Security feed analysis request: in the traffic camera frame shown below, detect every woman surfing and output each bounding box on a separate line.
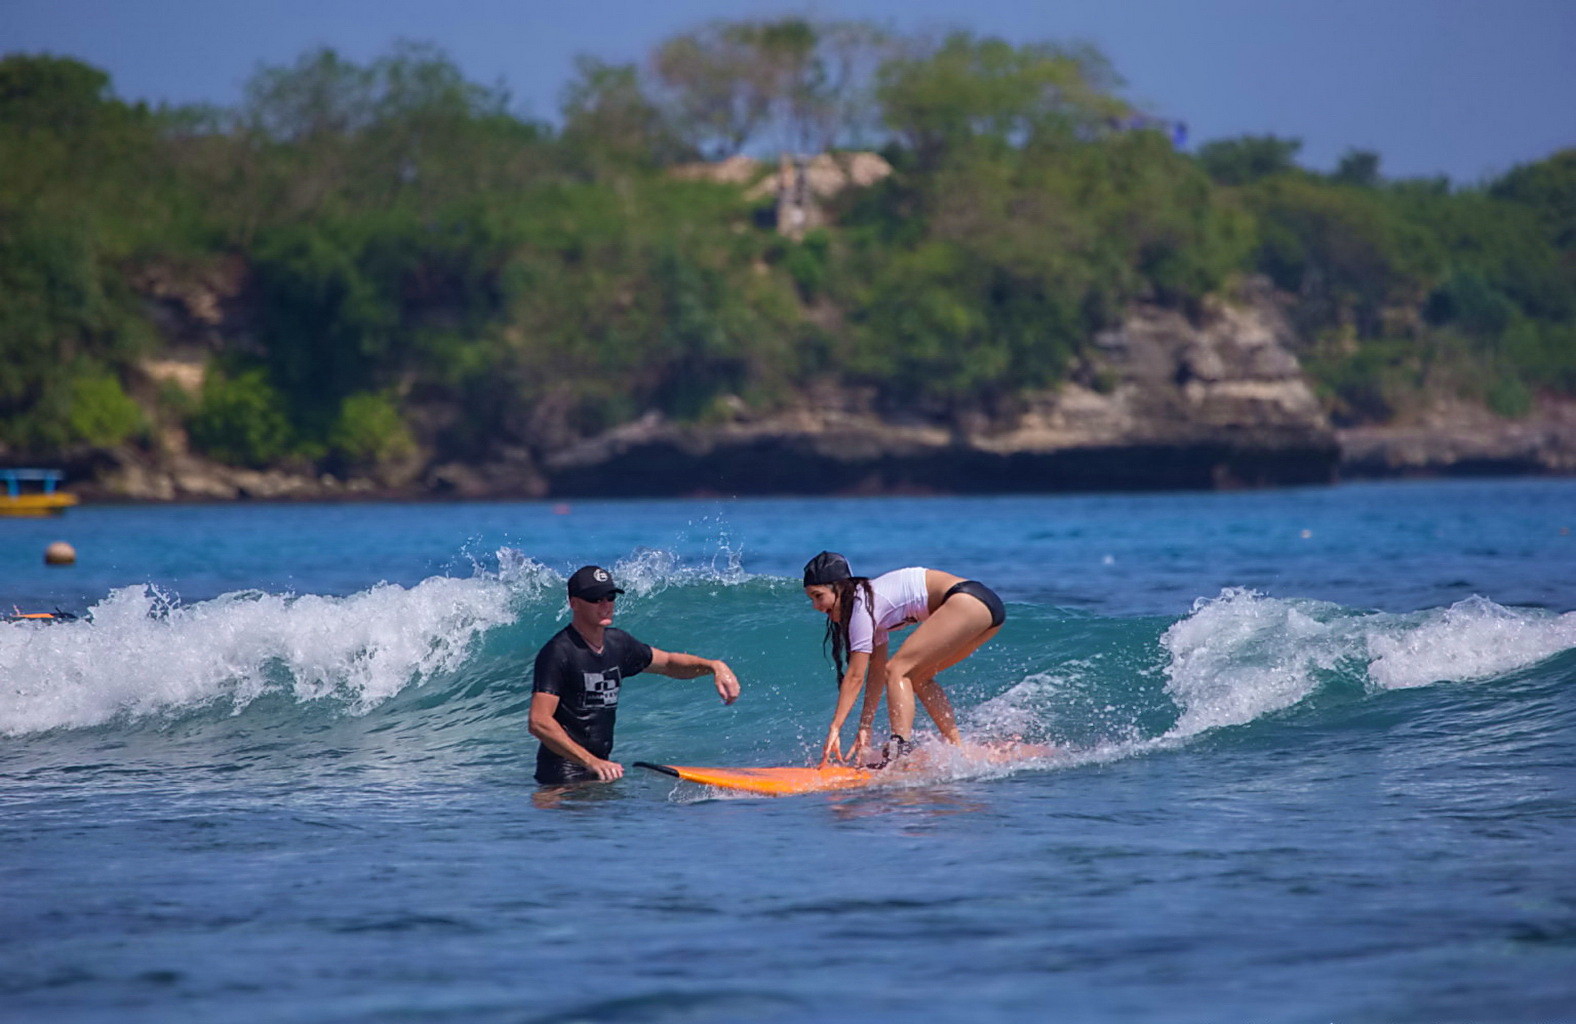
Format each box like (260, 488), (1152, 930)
(802, 551), (1006, 767)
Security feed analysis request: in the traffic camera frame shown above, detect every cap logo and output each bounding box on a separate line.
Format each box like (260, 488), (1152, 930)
(594, 570), (609, 582)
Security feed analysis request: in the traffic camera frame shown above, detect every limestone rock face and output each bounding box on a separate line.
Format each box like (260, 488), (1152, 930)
(1339, 397), (1576, 476)
(79, 450), (351, 502)
(745, 152), (894, 201)
(543, 281), (1340, 496)
(671, 151), (894, 239)
(994, 285), (1328, 456)
(668, 152), (894, 200)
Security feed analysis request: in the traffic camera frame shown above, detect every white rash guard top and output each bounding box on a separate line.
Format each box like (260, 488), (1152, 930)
(847, 567), (931, 654)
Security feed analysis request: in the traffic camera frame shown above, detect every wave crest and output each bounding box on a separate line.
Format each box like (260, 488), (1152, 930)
(0, 573), (518, 737)
(1160, 589), (1576, 740)
(0, 545), (773, 739)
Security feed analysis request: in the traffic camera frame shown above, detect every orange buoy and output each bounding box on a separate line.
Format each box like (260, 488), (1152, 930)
(44, 541), (76, 566)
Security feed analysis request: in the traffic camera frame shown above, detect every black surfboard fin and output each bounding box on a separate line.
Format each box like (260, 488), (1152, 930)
(633, 761), (679, 777)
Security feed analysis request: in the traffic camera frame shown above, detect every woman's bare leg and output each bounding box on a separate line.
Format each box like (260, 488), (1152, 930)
(910, 671), (959, 742)
(885, 595), (996, 740)
(909, 623), (1000, 742)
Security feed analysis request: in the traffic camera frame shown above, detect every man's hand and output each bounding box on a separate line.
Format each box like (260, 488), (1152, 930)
(587, 758), (624, 782)
(712, 661), (740, 704)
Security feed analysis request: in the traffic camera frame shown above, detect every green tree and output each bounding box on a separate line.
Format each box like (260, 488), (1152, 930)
(652, 25), (773, 159)
(1332, 149), (1381, 188)
(187, 366), (296, 467)
(876, 33), (1127, 169)
(328, 391), (417, 472)
(650, 17), (887, 159)
(0, 54), (117, 132)
(67, 371), (145, 445)
(560, 57), (692, 172)
(0, 213), (152, 449)
(1197, 134), (1303, 186)
(1491, 149), (1576, 249)
(1245, 175), (1432, 337)
(233, 43), (547, 223)
(242, 48), (378, 144)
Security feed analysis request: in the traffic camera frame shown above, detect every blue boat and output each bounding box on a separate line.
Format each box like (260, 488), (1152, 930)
(0, 468), (80, 516)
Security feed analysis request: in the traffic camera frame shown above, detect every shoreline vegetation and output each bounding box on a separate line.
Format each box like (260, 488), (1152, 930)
(2, 20), (1573, 501)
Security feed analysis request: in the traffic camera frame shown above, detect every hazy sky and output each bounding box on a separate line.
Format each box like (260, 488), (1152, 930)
(6, 0), (1573, 183)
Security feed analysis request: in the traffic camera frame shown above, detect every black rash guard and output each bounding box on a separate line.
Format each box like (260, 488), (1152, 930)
(532, 625), (653, 784)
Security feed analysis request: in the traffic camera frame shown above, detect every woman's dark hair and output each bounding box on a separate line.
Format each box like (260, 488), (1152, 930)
(821, 576), (875, 684)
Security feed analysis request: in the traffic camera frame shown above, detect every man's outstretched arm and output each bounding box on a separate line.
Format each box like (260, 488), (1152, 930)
(647, 648), (740, 704)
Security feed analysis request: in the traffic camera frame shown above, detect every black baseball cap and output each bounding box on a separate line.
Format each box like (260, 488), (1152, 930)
(802, 551), (852, 586)
(567, 565), (624, 601)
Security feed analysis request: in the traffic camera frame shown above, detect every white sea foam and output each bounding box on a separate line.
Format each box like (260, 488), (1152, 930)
(1160, 588), (1351, 738)
(1158, 589), (1576, 740)
(1365, 595), (1576, 691)
(0, 546), (770, 738)
(0, 566), (525, 737)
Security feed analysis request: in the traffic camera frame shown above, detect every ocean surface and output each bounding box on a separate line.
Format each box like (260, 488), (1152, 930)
(3, 479), (1574, 1023)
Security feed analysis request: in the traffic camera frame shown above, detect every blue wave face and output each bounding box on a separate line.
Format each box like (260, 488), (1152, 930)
(5, 551), (1574, 787)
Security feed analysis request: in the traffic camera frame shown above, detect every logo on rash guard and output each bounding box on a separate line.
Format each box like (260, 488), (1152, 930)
(582, 670), (620, 707)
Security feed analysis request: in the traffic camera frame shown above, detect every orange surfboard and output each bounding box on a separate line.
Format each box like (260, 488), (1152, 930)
(634, 762), (881, 795)
(635, 743), (1054, 796)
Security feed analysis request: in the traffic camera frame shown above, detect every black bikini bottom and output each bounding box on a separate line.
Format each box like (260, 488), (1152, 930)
(943, 580), (1006, 628)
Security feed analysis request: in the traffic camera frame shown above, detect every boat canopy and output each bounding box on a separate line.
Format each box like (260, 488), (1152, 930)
(2, 468), (66, 497)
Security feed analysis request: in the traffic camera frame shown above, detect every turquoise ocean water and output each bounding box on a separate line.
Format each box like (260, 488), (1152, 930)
(3, 479), (1574, 1022)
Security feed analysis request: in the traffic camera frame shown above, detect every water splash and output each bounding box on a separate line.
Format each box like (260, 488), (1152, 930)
(613, 546), (753, 596)
(0, 574), (518, 736)
(0, 546), (770, 739)
(1160, 588), (1354, 738)
(1366, 595), (1576, 690)
(1158, 589), (1576, 741)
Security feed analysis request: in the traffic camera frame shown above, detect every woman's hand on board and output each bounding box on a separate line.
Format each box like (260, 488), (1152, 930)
(820, 727), (845, 767)
(849, 727), (873, 767)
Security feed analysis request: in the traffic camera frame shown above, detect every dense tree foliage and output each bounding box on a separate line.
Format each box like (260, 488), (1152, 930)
(1, 22), (1571, 474)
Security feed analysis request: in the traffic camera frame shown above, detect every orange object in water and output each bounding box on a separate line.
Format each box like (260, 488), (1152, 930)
(635, 762), (882, 795)
(3, 607), (80, 624)
(636, 742), (1055, 796)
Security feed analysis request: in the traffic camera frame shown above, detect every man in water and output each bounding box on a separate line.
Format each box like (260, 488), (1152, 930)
(528, 565), (740, 785)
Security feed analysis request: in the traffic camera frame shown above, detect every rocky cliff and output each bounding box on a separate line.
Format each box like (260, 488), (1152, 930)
(538, 279), (1337, 496)
(71, 269), (1576, 502)
(1338, 397), (1576, 478)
